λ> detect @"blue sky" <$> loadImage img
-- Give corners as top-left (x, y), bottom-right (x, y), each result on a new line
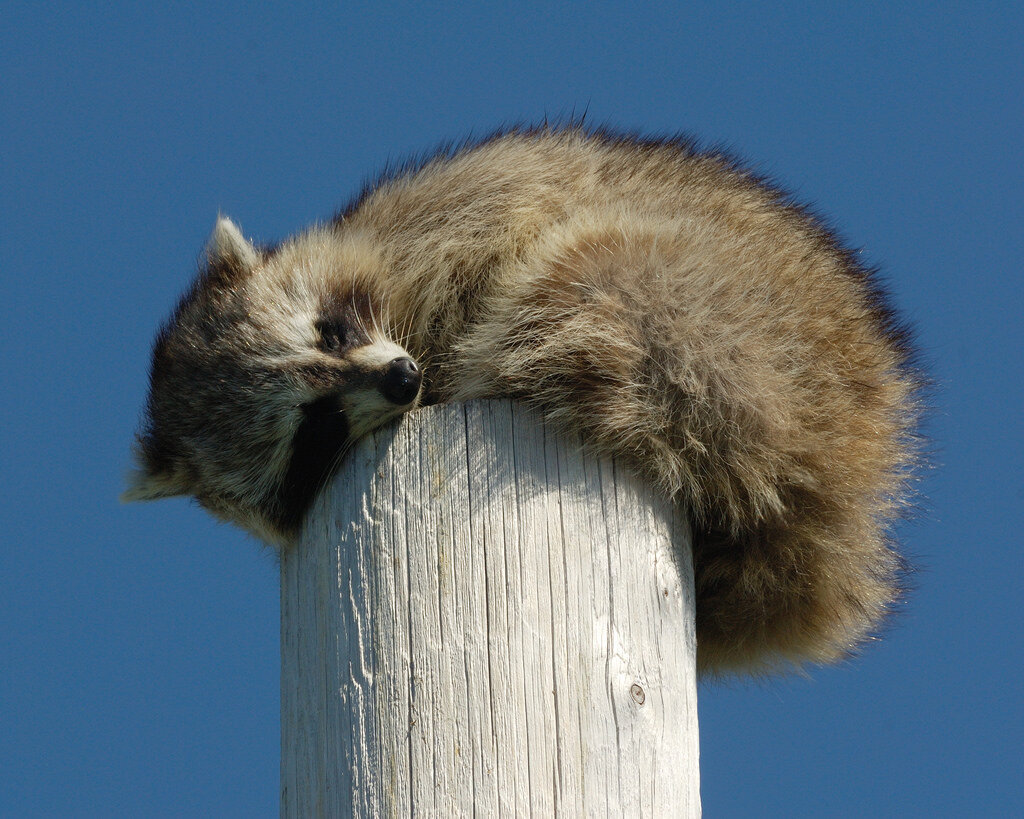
top-left (2, 2), bottom-right (1021, 815)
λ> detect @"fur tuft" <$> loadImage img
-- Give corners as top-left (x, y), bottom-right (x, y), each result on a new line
top-left (120, 468), bottom-right (187, 502)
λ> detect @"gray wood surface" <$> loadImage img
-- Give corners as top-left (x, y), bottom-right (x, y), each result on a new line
top-left (281, 399), bottom-right (699, 817)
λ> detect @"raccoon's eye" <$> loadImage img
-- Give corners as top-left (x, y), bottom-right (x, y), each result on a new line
top-left (315, 320), bottom-right (354, 354)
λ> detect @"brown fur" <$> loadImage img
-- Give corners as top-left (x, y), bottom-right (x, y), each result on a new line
top-left (126, 126), bottom-right (921, 674)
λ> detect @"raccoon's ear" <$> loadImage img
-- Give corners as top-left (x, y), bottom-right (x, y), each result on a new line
top-left (120, 464), bottom-right (189, 503)
top-left (206, 215), bottom-right (258, 271)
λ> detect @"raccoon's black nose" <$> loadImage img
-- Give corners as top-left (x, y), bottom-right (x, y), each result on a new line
top-left (380, 357), bottom-right (422, 405)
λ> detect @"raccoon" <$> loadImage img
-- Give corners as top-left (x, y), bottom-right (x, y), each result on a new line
top-left (125, 126), bottom-right (921, 673)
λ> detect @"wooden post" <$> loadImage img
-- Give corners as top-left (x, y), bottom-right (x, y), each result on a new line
top-left (280, 399), bottom-right (700, 817)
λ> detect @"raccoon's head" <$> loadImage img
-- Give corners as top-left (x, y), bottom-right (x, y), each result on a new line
top-left (123, 216), bottom-right (422, 545)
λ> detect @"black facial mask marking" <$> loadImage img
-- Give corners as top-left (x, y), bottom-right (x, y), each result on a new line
top-left (275, 393), bottom-right (351, 535)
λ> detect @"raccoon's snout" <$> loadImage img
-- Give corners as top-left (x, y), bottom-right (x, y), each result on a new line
top-left (379, 357), bottom-right (421, 405)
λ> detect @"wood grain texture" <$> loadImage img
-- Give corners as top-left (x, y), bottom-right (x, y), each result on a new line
top-left (281, 399), bottom-right (699, 817)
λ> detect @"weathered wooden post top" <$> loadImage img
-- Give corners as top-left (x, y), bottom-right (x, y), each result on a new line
top-left (280, 399), bottom-right (700, 816)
